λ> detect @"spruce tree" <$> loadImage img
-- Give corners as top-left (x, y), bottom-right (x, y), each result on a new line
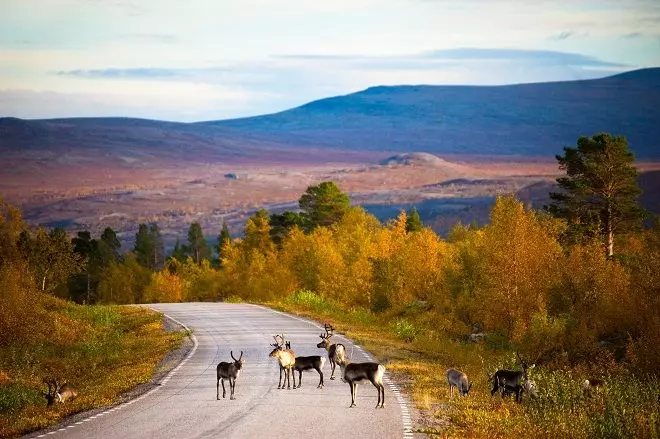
top-left (406, 206), bottom-right (423, 232)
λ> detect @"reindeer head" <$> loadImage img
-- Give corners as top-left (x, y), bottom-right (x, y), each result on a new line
top-left (462, 381), bottom-right (473, 396)
top-left (230, 351), bottom-right (244, 370)
top-left (43, 379), bottom-right (62, 406)
top-left (316, 324), bottom-right (334, 349)
top-left (269, 334), bottom-right (286, 357)
top-left (516, 352), bottom-right (536, 379)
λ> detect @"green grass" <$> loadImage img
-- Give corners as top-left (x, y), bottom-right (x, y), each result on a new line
top-left (271, 290), bottom-right (660, 439)
top-left (0, 298), bottom-right (185, 438)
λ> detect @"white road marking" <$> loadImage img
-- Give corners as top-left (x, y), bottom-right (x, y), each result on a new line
top-left (26, 313), bottom-right (198, 438)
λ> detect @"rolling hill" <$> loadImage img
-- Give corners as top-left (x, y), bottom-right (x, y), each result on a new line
top-left (1, 68), bottom-right (659, 161)
top-left (201, 68), bottom-right (660, 158)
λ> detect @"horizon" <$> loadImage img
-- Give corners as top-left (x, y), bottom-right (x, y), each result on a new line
top-left (2, 0), bottom-right (660, 122)
top-left (1, 67), bottom-right (657, 124)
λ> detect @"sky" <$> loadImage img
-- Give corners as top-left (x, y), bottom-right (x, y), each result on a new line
top-left (1, 0), bottom-right (659, 121)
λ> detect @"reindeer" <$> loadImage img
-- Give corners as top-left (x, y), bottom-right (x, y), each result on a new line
top-left (269, 334), bottom-right (296, 389)
top-left (446, 368), bottom-right (472, 397)
top-left (292, 355), bottom-right (326, 389)
top-left (316, 323), bottom-right (347, 380)
top-left (583, 378), bottom-right (604, 397)
top-left (490, 352), bottom-right (535, 403)
top-left (339, 360), bottom-right (386, 408)
top-left (282, 339), bottom-right (326, 389)
top-left (43, 379), bottom-right (78, 406)
top-left (216, 351), bottom-right (244, 400)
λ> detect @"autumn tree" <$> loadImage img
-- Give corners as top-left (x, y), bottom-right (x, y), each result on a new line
top-left (299, 181), bottom-right (350, 231)
top-left (217, 221), bottom-right (231, 264)
top-left (243, 209), bottom-right (274, 255)
top-left (20, 227), bottom-right (82, 295)
top-left (547, 133), bottom-right (645, 256)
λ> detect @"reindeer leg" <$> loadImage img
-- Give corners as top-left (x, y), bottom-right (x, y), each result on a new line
top-left (297, 369), bottom-right (302, 389)
top-left (230, 378), bottom-right (236, 400)
top-left (381, 384), bottom-right (385, 408)
top-left (330, 359), bottom-right (336, 380)
top-left (278, 366), bottom-right (283, 389)
top-left (287, 368), bottom-right (292, 389)
top-left (317, 367), bottom-right (324, 389)
top-left (350, 382), bottom-right (357, 407)
top-left (217, 378), bottom-right (220, 400)
top-left (222, 379), bottom-right (226, 398)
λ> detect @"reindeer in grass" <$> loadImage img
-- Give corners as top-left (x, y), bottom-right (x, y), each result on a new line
top-left (489, 352), bottom-right (536, 403)
top-left (316, 323), bottom-right (347, 380)
top-left (43, 379), bottom-right (78, 406)
top-left (446, 368), bottom-right (472, 397)
top-left (269, 334), bottom-right (296, 389)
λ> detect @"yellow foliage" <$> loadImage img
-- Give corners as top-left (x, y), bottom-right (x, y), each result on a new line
top-left (143, 270), bottom-right (184, 303)
top-left (477, 195), bottom-right (562, 339)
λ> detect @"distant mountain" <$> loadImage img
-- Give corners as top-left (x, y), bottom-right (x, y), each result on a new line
top-left (201, 68), bottom-right (660, 158)
top-left (1, 68), bottom-right (659, 160)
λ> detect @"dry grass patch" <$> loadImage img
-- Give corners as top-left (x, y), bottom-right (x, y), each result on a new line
top-left (271, 291), bottom-right (660, 438)
top-left (0, 298), bottom-right (185, 438)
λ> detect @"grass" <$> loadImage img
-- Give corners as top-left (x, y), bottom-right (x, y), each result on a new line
top-left (0, 296), bottom-right (185, 438)
top-left (271, 290), bottom-right (660, 438)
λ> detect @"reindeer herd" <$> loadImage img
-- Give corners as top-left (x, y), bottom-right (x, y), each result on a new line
top-left (218, 323), bottom-right (387, 408)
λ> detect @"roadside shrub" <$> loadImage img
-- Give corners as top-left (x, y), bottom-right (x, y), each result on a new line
top-left (391, 318), bottom-right (420, 342)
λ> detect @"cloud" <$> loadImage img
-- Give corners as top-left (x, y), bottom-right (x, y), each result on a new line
top-left (275, 48), bottom-right (629, 69)
top-left (621, 32), bottom-right (644, 39)
top-left (548, 30), bottom-right (584, 41)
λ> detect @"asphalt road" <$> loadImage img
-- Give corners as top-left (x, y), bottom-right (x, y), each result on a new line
top-left (31, 303), bottom-right (413, 439)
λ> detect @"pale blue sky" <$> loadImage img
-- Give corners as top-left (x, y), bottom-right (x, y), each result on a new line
top-left (1, 0), bottom-right (659, 121)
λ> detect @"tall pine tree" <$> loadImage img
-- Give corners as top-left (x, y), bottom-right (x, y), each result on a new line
top-left (547, 133), bottom-right (646, 256)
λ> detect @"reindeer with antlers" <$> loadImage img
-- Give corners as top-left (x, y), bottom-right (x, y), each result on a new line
top-left (269, 334), bottom-right (296, 389)
top-left (490, 352), bottom-right (536, 403)
top-left (43, 379), bottom-right (78, 406)
top-left (216, 351), bottom-right (244, 400)
top-left (316, 323), bottom-right (347, 380)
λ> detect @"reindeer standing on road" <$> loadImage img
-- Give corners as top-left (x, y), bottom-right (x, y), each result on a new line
top-left (269, 334), bottom-right (296, 389)
top-left (216, 351), bottom-right (244, 400)
top-left (316, 324), bottom-right (347, 380)
top-left (339, 358), bottom-right (386, 408)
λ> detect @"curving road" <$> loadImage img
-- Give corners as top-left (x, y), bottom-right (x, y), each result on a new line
top-left (30, 303), bottom-right (414, 439)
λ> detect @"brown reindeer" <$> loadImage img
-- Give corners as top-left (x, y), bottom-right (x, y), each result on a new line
top-left (316, 323), bottom-right (347, 380)
top-left (43, 379), bottom-right (78, 406)
top-left (339, 360), bottom-right (386, 408)
top-left (269, 334), bottom-right (296, 389)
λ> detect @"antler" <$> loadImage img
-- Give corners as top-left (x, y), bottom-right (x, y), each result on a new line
top-left (323, 323), bottom-right (335, 338)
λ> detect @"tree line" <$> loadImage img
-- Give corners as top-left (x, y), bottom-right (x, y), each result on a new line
top-left (2, 133), bottom-right (657, 374)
